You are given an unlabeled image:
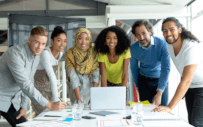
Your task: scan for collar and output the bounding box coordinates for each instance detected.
[25,43,35,61]
[139,36,155,50]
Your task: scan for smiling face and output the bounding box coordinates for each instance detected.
[162,21,182,44]
[51,33,67,52]
[134,25,151,48]
[28,35,47,55]
[77,32,90,50]
[105,31,118,50]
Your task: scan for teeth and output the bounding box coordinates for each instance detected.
[82,45,86,47]
[167,36,172,39]
[110,44,114,45]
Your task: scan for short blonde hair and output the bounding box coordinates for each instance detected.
[30,26,48,37]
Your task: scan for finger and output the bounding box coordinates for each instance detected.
[16,113,22,120]
[152,107,158,112]
[24,115,28,121]
[61,102,68,106]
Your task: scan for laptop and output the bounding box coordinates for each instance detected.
[90,87,126,110]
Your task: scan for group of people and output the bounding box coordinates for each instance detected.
[0,17,202,127]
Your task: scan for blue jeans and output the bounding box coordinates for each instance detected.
[185,88,203,127]
[137,74,168,106]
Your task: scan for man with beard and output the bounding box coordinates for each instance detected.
[130,20,170,106]
[153,17,203,127]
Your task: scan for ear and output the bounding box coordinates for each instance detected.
[51,39,54,46]
[28,36,32,44]
[149,30,152,36]
[178,27,182,34]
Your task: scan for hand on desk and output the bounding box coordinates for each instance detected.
[46,101,68,111]
[152,106,172,112]
[152,91,163,106]
[16,109,28,121]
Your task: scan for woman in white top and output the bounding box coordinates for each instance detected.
[153,17,203,127]
[32,26,67,115]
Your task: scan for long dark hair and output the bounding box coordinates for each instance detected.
[94,26,130,55]
[162,17,200,43]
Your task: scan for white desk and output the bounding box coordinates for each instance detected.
[17,105,193,127]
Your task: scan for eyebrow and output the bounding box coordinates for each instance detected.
[163,27,175,31]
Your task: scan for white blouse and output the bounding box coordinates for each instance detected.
[37,46,63,102]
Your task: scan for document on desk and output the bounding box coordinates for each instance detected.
[34,111,69,121]
[143,114,194,127]
[21,120,71,127]
[98,119,130,127]
[143,120,193,127]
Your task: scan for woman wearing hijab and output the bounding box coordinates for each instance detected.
[65,28,100,104]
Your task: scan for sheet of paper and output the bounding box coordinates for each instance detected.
[34,111,69,121]
[129,100,151,106]
[143,120,193,127]
[21,120,71,127]
[98,119,130,127]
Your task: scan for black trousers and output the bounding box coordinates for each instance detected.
[0,104,26,127]
[185,88,203,127]
[137,74,168,106]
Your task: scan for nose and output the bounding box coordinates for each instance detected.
[166,31,171,36]
[140,35,144,40]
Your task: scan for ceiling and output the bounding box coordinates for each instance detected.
[95,0,194,7]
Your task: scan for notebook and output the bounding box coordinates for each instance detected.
[142,115,194,127]
[98,119,130,127]
[90,87,126,110]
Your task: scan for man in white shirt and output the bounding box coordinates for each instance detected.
[153,17,203,127]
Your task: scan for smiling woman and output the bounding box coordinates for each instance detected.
[65,28,100,105]
[94,26,131,88]
[31,26,68,116]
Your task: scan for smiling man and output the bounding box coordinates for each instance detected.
[130,20,170,106]
[0,26,67,127]
[153,17,203,127]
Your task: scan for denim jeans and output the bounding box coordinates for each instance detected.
[137,74,168,106]
[185,87,203,127]
[0,104,26,127]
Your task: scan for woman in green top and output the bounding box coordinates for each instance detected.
[94,26,131,87]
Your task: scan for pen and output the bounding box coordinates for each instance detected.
[58,97,63,101]
[44,115,62,117]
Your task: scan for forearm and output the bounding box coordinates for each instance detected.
[157,70,170,91]
[45,102,52,109]
[121,73,128,87]
[101,75,107,87]
[93,82,99,87]
[74,87,81,102]
[168,81,190,110]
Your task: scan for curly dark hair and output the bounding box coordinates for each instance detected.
[131,20,153,36]
[94,26,130,55]
[162,17,200,43]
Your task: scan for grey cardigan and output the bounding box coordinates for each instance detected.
[0,43,48,112]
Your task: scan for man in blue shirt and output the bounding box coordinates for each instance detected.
[130,20,170,106]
